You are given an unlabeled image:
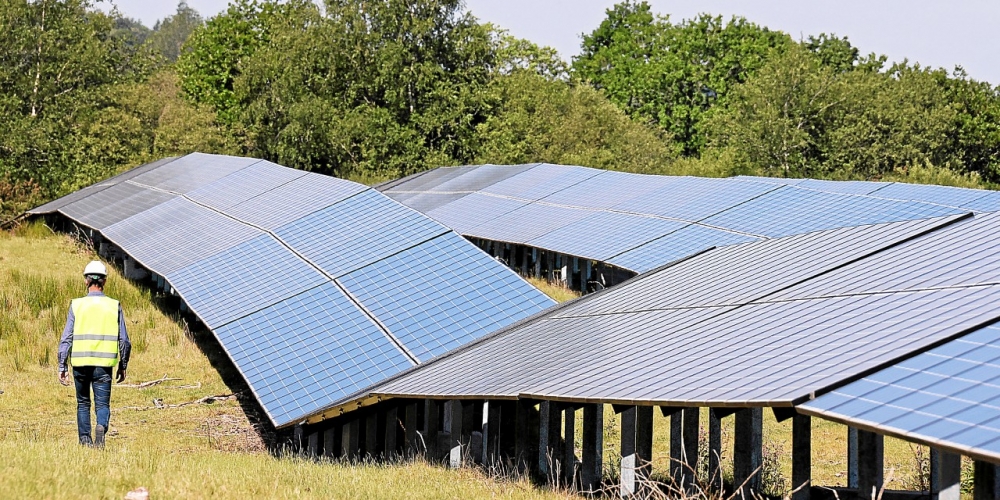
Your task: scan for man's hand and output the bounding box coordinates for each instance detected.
[58,371,70,386]
[116,368,126,384]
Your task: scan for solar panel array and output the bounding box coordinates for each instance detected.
[29,154,554,427]
[314,211,1000,465]
[381,164,989,273]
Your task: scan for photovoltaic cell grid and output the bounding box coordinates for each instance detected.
[167,234,327,328]
[30,153,559,428]
[538,169,675,210]
[214,283,415,425]
[29,156,179,214]
[274,189,449,278]
[528,211,688,262]
[606,224,758,274]
[425,193,529,234]
[612,177,778,221]
[340,232,555,361]
[481,163,604,201]
[801,323,1000,462]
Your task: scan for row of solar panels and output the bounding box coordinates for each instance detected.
[310,209,1000,464]
[30,153,554,427]
[379,164,997,273]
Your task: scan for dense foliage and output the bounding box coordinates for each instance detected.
[2,0,999,221]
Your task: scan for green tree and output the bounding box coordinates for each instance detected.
[146,1,203,62]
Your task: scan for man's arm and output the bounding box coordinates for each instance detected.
[57,305,74,373]
[117,305,131,382]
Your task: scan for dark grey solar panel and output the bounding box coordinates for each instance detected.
[702,186,965,237]
[395,192,469,213]
[801,323,1000,463]
[101,197,262,275]
[214,283,415,426]
[481,163,605,201]
[613,177,777,221]
[187,160,306,210]
[339,232,555,361]
[426,164,538,193]
[424,193,528,234]
[166,234,327,328]
[130,153,260,194]
[59,182,176,229]
[606,225,759,274]
[274,189,449,278]
[538,170,676,210]
[870,182,990,208]
[465,203,595,243]
[225,172,367,230]
[527,211,688,263]
[385,165,477,192]
[771,212,1000,300]
[29,157,178,214]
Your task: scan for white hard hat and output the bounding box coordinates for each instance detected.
[83,260,108,277]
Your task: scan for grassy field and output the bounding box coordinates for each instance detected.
[0,224,571,499]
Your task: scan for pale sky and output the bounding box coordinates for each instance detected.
[103,0,1000,84]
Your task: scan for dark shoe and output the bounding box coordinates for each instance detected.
[95,425,106,448]
[80,435,93,447]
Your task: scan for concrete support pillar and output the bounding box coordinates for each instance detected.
[734,407,763,497]
[424,399,441,460]
[931,449,961,500]
[404,401,420,456]
[792,414,812,500]
[857,430,884,500]
[974,460,1000,500]
[341,419,360,460]
[709,409,723,492]
[448,400,465,468]
[848,427,859,489]
[123,257,148,280]
[620,405,654,497]
[384,406,399,458]
[563,406,578,486]
[539,400,563,480]
[323,425,340,459]
[581,403,604,493]
[364,411,379,458]
[515,400,540,477]
[559,255,568,285]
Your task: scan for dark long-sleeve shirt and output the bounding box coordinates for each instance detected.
[57,290,131,372]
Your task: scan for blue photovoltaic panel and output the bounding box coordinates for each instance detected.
[214,283,414,426]
[963,192,1000,212]
[527,211,688,262]
[167,234,327,328]
[226,172,368,230]
[466,203,595,243]
[274,190,449,278]
[130,153,261,193]
[702,186,965,238]
[802,323,1000,461]
[539,170,675,210]
[394,192,470,213]
[734,175,807,186]
[29,157,179,215]
[388,165,477,192]
[870,182,989,208]
[795,179,889,195]
[614,177,777,221]
[187,160,306,210]
[339,232,555,361]
[425,163,537,193]
[607,224,760,273]
[58,182,175,229]
[425,193,529,234]
[481,164,605,201]
[101,197,262,275]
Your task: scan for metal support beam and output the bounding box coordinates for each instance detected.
[404,401,420,456]
[516,399,540,477]
[306,430,319,458]
[857,430,884,500]
[931,449,961,500]
[734,407,763,497]
[464,401,484,465]
[364,411,379,458]
[620,405,654,497]
[709,408,723,492]
[323,425,339,459]
[792,414,812,500]
[533,248,540,277]
[341,419,360,461]
[424,399,441,461]
[670,410,682,482]
[563,406,578,487]
[682,407,699,489]
[539,400,563,480]
[975,460,1000,500]
[848,427,859,489]
[448,400,465,468]
[581,403,604,494]
[384,406,399,458]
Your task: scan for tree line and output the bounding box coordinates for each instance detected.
[2,0,998,220]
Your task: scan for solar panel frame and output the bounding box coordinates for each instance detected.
[29,157,179,214]
[187,160,307,211]
[225,172,368,230]
[526,211,689,262]
[130,153,262,194]
[481,163,605,201]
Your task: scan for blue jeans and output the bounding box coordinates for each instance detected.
[73,366,112,443]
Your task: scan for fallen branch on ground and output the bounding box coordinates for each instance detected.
[121,393,238,411]
[120,374,182,388]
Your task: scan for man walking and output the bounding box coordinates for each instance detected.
[58,260,131,447]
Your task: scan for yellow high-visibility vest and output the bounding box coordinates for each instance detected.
[70,296,120,368]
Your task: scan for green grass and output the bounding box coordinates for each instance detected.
[0,223,571,500]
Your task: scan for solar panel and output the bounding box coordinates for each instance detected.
[187,160,306,210]
[130,152,261,194]
[481,163,604,201]
[29,157,179,214]
[794,179,888,196]
[606,225,759,274]
[538,170,675,210]
[213,283,415,425]
[613,177,777,221]
[101,197,262,275]
[385,165,477,192]
[963,192,1000,212]
[527,211,688,262]
[424,193,529,234]
[274,189,449,278]
[869,182,990,208]
[393,192,469,213]
[59,182,176,229]
[424,163,537,193]
[465,203,595,243]
[801,323,1000,462]
[702,186,965,238]
[225,172,367,230]
[166,234,327,328]
[338,232,555,361]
